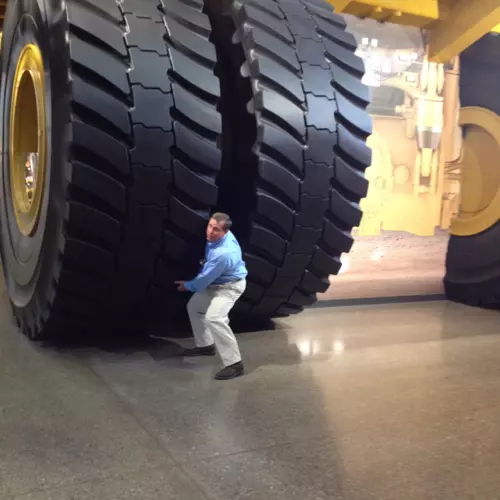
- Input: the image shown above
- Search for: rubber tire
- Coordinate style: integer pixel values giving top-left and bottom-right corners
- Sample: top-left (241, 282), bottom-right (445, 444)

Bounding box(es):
top-left (207, 0), bottom-right (371, 317)
top-left (444, 33), bottom-right (500, 309)
top-left (0, 0), bottom-right (221, 339)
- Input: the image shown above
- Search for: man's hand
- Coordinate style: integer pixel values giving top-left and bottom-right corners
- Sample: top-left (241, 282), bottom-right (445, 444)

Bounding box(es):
top-left (174, 280), bottom-right (188, 292)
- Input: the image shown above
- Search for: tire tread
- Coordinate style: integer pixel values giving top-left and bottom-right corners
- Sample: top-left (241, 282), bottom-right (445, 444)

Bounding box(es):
top-left (17, 0), bottom-right (221, 338)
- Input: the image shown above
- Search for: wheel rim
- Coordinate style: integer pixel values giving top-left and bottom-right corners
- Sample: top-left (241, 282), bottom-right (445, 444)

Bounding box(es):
top-left (9, 43), bottom-right (47, 237)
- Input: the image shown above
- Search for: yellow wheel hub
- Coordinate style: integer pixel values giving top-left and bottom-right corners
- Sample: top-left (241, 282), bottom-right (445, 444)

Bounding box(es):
top-left (9, 43), bottom-right (47, 237)
top-left (450, 107), bottom-right (500, 236)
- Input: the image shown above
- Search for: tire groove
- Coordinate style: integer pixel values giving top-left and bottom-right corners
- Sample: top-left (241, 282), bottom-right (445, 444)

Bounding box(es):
top-left (253, 209), bottom-right (294, 240)
top-left (160, 1), bottom-right (211, 38)
top-left (72, 0), bottom-right (124, 26)
top-left (259, 93), bottom-right (306, 143)
top-left (70, 162), bottom-right (127, 213)
top-left (70, 141), bottom-right (130, 183)
top-left (69, 34), bottom-right (132, 98)
top-left (163, 17), bottom-right (216, 69)
top-left (325, 51), bottom-right (363, 78)
top-left (170, 145), bottom-right (219, 175)
top-left (335, 108), bottom-right (370, 140)
top-left (252, 44), bottom-right (301, 76)
top-left (259, 74), bottom-right (304, 108)
top-left (247, 0), bottom-right (285, 20)
top-left (316, 22), bottom-right (356, 50)
top-left (176, 0), bottom-right (204, 10)
top-left (65, 208), bottom-right (121, 252)
top-left (332, 80), bottom-right (370, 108)
top-left (168, 69), bottom-right (218, 105)
top-left (70, 59), bottom-right (131, 102)
top-left (245, 16), bottom-right (292, 45)
top-left (72, 101), bottom-right (132, 146)
top-left (334, 142), bottom-right (368, 172)
top-left (260, 142), bottom-right (304, 178)
top-left (170, 107), bottom-right (219, 141)
top-left (68, 23), bottom-right (128, 62)
top-left (257, 178), bottom-right (298, 210)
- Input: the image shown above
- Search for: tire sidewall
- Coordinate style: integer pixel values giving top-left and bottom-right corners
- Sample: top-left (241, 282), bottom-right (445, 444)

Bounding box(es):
top-left (0, 0), bottom-right (70, 326)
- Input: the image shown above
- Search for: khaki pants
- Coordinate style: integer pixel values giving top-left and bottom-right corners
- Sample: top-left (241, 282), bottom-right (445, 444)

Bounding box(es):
top-left (187, 280), bottom-right (246, 367)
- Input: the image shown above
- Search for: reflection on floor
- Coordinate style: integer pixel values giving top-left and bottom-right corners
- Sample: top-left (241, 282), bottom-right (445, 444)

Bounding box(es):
top-left (2, 296), bottom-right (500, 499)
top-left (319, 229), bottom-right (448, 301)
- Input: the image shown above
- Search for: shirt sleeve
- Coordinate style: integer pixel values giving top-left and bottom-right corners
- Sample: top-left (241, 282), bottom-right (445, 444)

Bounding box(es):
top-left (185, 254), bottom-right (228, 292)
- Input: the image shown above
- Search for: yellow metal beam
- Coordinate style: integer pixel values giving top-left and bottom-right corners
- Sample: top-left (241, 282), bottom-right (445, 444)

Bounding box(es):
top-left (329, 0), bottom-right (500, 61)
top-left (427, 0), bottom-right (500, 62)
top-left (328, 0), bottom-right (452, 27)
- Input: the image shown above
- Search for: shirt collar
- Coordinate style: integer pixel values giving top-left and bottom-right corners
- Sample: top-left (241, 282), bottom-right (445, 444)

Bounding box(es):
top-left (207, 231), bottom-right (229, 249)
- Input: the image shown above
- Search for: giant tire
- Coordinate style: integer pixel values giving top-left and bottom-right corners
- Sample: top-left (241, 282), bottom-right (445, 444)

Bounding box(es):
top-left (0, 0), bottom-right (221, 339)
top-left (444, 33), bottom-right (500, 308)
top-left (207, 0), bottom-right (371, 317)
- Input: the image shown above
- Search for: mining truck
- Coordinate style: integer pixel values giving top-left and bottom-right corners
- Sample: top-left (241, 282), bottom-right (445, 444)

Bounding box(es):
top-left (346, 19), bottom-right (462, 237)
top-left (0, 0), bottom-right (499, 339)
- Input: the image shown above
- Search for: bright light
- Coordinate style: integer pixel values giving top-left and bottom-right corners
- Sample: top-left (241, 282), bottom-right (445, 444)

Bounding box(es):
top-left (296, 339), bottom-right (322, 357)
top-left (333, 341), bottom-right (345, 355)
top-left (361, 37), bottom-right (369, 46)
top-left (371, 38), bottom-right (378, 47)
top-left (297, 340), bottom-right (312, 357)
top-left (370, 248), bottom-right (385, 261)
top-left (338, 254), bottom-right (350, 274)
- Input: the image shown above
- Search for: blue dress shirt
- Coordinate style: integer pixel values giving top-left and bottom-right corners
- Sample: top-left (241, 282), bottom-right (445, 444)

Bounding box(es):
top-left (185, 231), bottom-right (248, 293)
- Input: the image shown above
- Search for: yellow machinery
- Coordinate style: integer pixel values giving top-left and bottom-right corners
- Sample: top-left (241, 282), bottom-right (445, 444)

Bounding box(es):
top-left (329, 0), bottom-right (500, 62)
top-left (331, 0), bottom-right (500, 307)
top-left (351, 29), bottom-right (461, 237)
top-left (0, 0), bottom-right (500, 340)
top-left (329, 0), bottom-right (500, 238)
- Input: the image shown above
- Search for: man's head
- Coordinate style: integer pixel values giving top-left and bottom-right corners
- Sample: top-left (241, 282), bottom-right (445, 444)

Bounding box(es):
top-left (206, 212), bottom-right (232, 242)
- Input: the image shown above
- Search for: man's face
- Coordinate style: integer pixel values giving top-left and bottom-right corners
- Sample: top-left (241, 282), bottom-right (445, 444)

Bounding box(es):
top-left (206, 218), bottom-right (227, 242)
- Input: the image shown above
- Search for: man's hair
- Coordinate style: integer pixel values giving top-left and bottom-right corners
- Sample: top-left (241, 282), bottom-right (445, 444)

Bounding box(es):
top-left (211, 212), bottom-right (232, 231)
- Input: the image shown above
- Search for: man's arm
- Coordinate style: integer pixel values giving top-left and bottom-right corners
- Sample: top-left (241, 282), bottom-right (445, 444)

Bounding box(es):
top-left (184, 255), bottom-right (228, 292)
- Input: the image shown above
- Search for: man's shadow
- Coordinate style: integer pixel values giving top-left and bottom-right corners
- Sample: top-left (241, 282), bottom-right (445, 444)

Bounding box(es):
top-left (46, 308), bottom-right (302, 373)
top-left (147, 309), bottom-right (302, 370)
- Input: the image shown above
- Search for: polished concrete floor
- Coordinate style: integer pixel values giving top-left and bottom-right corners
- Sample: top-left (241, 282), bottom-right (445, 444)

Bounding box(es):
top-left (2, 293), bottom-right (500, 499)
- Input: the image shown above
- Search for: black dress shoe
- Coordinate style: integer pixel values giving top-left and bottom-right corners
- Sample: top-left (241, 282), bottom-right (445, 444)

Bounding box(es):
top-left (215, 361), bottom-right (244, 380)
top-left (182, 344), bottom-right (216, 357)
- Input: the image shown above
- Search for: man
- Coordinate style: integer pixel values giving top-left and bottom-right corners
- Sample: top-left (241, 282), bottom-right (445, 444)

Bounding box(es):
top-left (175, 213), bottom-right (247, 380)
